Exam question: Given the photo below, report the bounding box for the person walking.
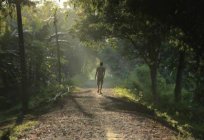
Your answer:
[95,62,106,94]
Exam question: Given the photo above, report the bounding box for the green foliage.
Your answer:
[127,65,151,90]
[0,1,98,112]
[29,83,69,109]
[114,87,141,102]
[71,73,89,87]
[0,96,12,109]
[120,64,174,101]
[0,130,3,138]
[9,121,39,140]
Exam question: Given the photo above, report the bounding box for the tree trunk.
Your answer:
[150,63,158,102]
[0,18,2,35]
[54,10,61,83]
[174,50,185,102]
[16,1,28,113]
[193,50,204,104]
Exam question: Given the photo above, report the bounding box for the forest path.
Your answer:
[22,88,176,140]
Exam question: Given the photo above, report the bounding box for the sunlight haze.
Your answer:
[32,0,69,7]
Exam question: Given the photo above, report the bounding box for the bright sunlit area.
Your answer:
[1,0,204,139]
[31,0,70,8]
[52,0,67,7]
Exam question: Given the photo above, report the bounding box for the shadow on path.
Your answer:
[102,95,154,115]
[73,90,92,94]
[101,94,179,133]
[69,95,94,118]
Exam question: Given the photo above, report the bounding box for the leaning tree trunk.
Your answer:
[174,50,185,102]
[16,1,28,113]
[149,63,158,102]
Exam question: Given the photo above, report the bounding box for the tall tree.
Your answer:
[53,9,62,83]
[16,0,28,113]
[174,50,185,102]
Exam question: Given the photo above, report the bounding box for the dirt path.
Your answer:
[21,88,177,140]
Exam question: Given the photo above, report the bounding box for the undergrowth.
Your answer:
[114,87,203,139]
[0,82,75,139]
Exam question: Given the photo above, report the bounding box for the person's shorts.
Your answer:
[97,77,104,84]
